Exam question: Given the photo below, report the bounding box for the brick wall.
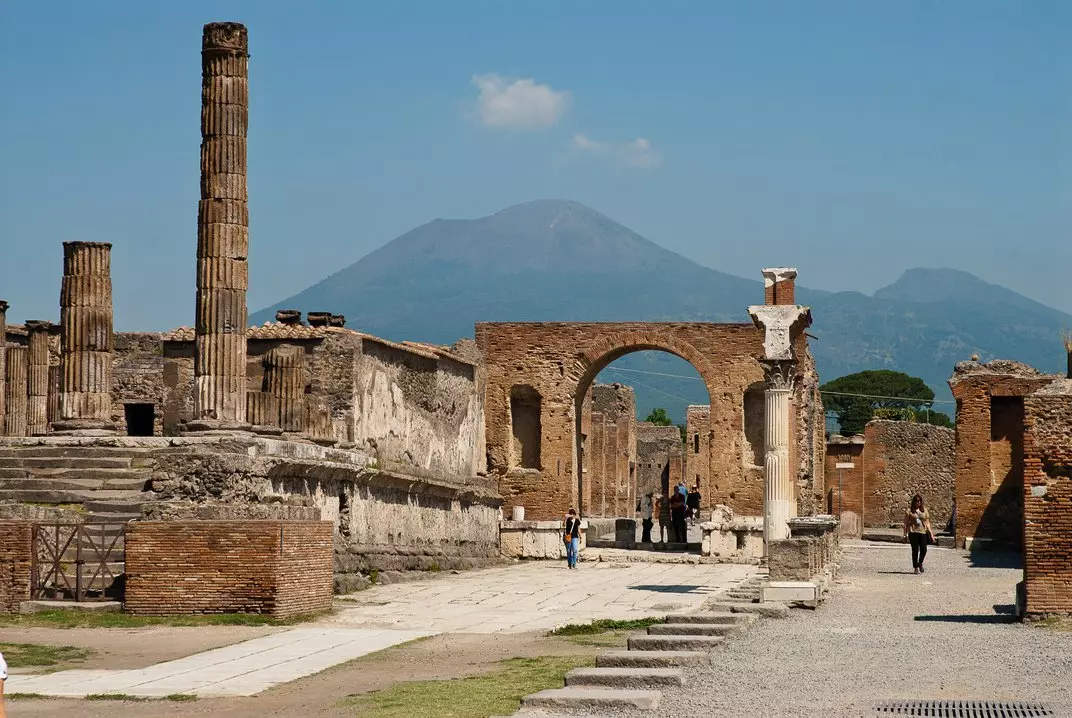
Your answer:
[583,384,637,517]
[125,520,333,618]
[477,321,821,520]
[824,437,865,535]
[949,368,1054,547]
[0,521,33,613]
[1022,386,1072,616]
[112,332,165,435]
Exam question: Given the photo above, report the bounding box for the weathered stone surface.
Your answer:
[25,321,50,436]
[583,383,637,517]
[4,346,28,437]
[0,300,7,436]
[275,309,301,325]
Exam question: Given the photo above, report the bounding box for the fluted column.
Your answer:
[54,242,115,434]
[5,346,28,437]
[264,345,306,432]
[0,299,7,436]
[25,320,51,436]
[762,360,794,545]
[191,21,250,431]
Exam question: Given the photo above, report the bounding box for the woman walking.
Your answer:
[903,493,935,574]
[563,508,582,569]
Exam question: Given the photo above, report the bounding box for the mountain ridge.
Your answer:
[252,200,1071,421]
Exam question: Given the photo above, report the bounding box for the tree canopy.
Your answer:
[820,370,949,435]
[644,408,673,426]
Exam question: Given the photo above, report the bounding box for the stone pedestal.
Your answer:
[4,346,28,437]
[762,361,794,545]
[53,242,115,435]
[25,320,51,436]
[0,299,7,436]
[191,21,251,433]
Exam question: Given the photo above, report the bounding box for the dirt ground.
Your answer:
[5,631,604,717]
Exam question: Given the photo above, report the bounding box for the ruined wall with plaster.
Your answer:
[111,333,165,435]
[862,420,954,530]
[584,383,636,517]
[636,423,682,499]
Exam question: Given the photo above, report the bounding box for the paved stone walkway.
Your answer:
[7,627,435,698]
[332,560,756,633]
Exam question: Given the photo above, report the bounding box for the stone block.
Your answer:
[760,580,820,608]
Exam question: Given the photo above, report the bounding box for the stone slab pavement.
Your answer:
[6,627,435,698]
[331,560,757,633]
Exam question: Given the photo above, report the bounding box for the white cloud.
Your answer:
[573,133,662,168]
[472,74,569,130]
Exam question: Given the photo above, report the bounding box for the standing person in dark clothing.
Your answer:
[903,493,934,574]
[669,489,687,543]
[563,508,582,569]
[686,483,702,523]
[637,492,655,544]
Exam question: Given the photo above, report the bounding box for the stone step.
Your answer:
[84,511,141,523]
[706,602,790,618]
[597,650,711,668]
[521,687,661,711]
[84,499,148,514]
[627,634,724,652]
[564,667,684,689]
[662,612,754,625]
[647,623,743,637]
[0,447,152,459]
[0,476,150,491]
[0,457,135,470]
[0,488,151,504]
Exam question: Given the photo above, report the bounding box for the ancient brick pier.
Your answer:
[25,320,51,436]
[53,241,115,434]
[192,21,251,431]
[0,299,7,436]
[5,345,29,437]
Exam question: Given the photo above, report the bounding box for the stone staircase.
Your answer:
[506,574,787,716]
[0,445,156,522]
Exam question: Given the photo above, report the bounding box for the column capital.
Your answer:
[761,359,796,391]
[24,320,52,333]
[747,304,811,361]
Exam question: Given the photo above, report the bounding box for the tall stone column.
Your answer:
[25,320,51,436]
[761,360,795,544]
[191,21,250,431]
[54,242,115,435]
[0,299,7,436]
[264,345,306,432]
[749,284,811,555]
[5,346,28,437]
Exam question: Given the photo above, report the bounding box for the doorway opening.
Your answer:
[124,403,155,437]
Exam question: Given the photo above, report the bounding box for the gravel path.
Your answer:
[606,541,1072,717]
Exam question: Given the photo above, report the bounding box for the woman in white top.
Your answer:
[1,648,8,718]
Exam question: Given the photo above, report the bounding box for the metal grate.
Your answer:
[875,701,1053,717]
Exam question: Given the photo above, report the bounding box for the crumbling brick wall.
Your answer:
[125,520,333,618]
[1022,382,1072,616]
[584,384,637,517]
[863,420,955,530]
[825,436,865,534]
[949,361,1056,548]
[478,321,820,520]
[637,423,682,500]
[112,332,165,435]
[0,521,32,613]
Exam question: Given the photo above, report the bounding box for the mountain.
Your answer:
[252,200,1072,422]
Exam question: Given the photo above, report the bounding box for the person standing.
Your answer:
[0,648,7,718]
[903,493,934,574]
[686,483,702,523]
[563,508,582,569]
[638,492,655,544]
[669,489,687,543]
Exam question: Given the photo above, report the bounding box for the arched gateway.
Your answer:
[477,290,825,521]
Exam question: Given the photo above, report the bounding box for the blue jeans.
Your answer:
[566,537,580,567]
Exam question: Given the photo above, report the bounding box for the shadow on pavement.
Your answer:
[966,549,1023,570]
[628,584,709,594]
[914,614,1018,624]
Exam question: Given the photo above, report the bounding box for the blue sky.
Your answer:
[1,1,1069,330]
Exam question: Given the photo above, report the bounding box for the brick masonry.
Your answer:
[125,520,333,618]
[477,321,822,520]
[0,521,32,613]
[949,361,1057,547]
[584,383,636,517]
[1022,381,1072,616]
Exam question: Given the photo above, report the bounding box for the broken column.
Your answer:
[25,320,51,436]
[0,300,7,436]
[264,345,306,433]
[749,269,811,551]
[54,242,115,434]
[4,346,28,437]
[191,21,250,431]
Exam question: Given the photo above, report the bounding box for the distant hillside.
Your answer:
[253,200,1072,422]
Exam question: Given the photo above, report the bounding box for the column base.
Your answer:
[50,419,116,436]
[250,424,285,437]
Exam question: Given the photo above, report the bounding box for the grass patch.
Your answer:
[84,693,198,702]
[0,609,329,629]
[344,655,594,717]
[547,617,662,636]
[0,643,92,667]
[1034,616,1072,632]
[7,693,62,700]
